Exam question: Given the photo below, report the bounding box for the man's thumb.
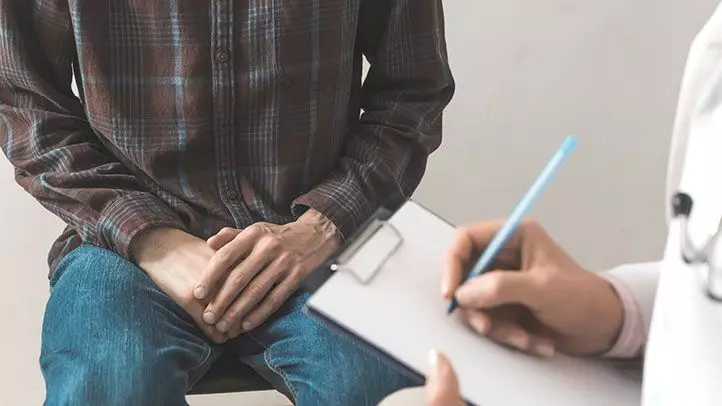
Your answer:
[426,350,463,405]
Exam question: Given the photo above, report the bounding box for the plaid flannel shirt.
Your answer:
[0,0,454,273]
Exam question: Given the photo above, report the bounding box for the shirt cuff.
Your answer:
[292,182,377,240]
[98,192,187,261]
[600,273,646,359]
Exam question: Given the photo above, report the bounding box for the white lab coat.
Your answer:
[568,3,722,404]
[381,3,722,405]
[639,2,722,405]
[571,2,722,404]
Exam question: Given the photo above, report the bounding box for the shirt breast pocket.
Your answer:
[273,0,351,91]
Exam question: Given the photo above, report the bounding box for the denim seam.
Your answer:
[189,344,213,374]
[186,343,215,386]
[247,333,299,402]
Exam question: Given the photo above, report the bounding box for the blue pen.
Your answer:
[447,136,577,313]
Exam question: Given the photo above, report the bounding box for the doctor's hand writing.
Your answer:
[194,209,341,338]
[444,220,624,357]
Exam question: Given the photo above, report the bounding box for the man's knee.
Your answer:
[48,245,149,307]
[40,245,207,405]
[43,245,175,335]
[41,342,174,405]
[41,321,206,406]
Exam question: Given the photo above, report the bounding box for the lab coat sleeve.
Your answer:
[602,261,661,357]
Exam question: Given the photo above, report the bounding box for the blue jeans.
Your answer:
[40,245,412,405]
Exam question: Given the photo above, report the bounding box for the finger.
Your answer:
[215,254,291,333]
[226,321,244,340]
[529,336,556,357]
[488,321,555,357]
[207,227,243,250]
[462,310,556,357]
[442,230,474,300]
[461,220,530,251]
[457,308,492,335]
[203,239,279,326]
[443,221,519,300]
[456,270,541,310]
[195,226,262,300]
[480,314,531,352]
[186,301,227,344]
[240,271,300,332]
[426,350,463,406]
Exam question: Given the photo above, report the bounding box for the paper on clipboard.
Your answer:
[306,201,642,406]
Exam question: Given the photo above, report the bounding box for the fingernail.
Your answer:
[534,342,555,357]
[194,286,207,299]
[217,321,229,332]
[468,315,488,334]
[203,311,216,324]
[242,321,253,331]
[441,280,450,298]
[429,349,439,367]
[510,333,528,350]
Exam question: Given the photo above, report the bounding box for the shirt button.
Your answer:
[226,190,237,199]
[216,49,229,63]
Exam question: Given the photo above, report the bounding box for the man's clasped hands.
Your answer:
[130,209,342,343]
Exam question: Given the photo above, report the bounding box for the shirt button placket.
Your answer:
[211,0,250,225]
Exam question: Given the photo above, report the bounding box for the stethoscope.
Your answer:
[672,192,722,301]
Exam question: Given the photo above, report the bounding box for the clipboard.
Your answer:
[301,205,398,293]
[303,200,642,406]
[302,202,431,387]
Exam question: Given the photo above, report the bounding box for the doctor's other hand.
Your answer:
[443,220,624,357]
[426,350,464,406]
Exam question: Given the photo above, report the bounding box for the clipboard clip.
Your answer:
[330,218,403,284]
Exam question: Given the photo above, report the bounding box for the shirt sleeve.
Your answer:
[291,0,455,238]
[600,262,662,359]
[0,2,186,260]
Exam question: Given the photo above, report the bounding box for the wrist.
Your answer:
[130,227,189,266]
[592,275,625,354]
[298,208,343,245]
[599,274,646,358]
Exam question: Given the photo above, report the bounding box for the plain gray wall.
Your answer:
[2,1,719,403]
[415,0,720,270]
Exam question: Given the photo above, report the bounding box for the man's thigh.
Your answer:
[236,292,415,406]
[40,245,220,406]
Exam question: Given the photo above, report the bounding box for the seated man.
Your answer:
[0,0,454,404]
